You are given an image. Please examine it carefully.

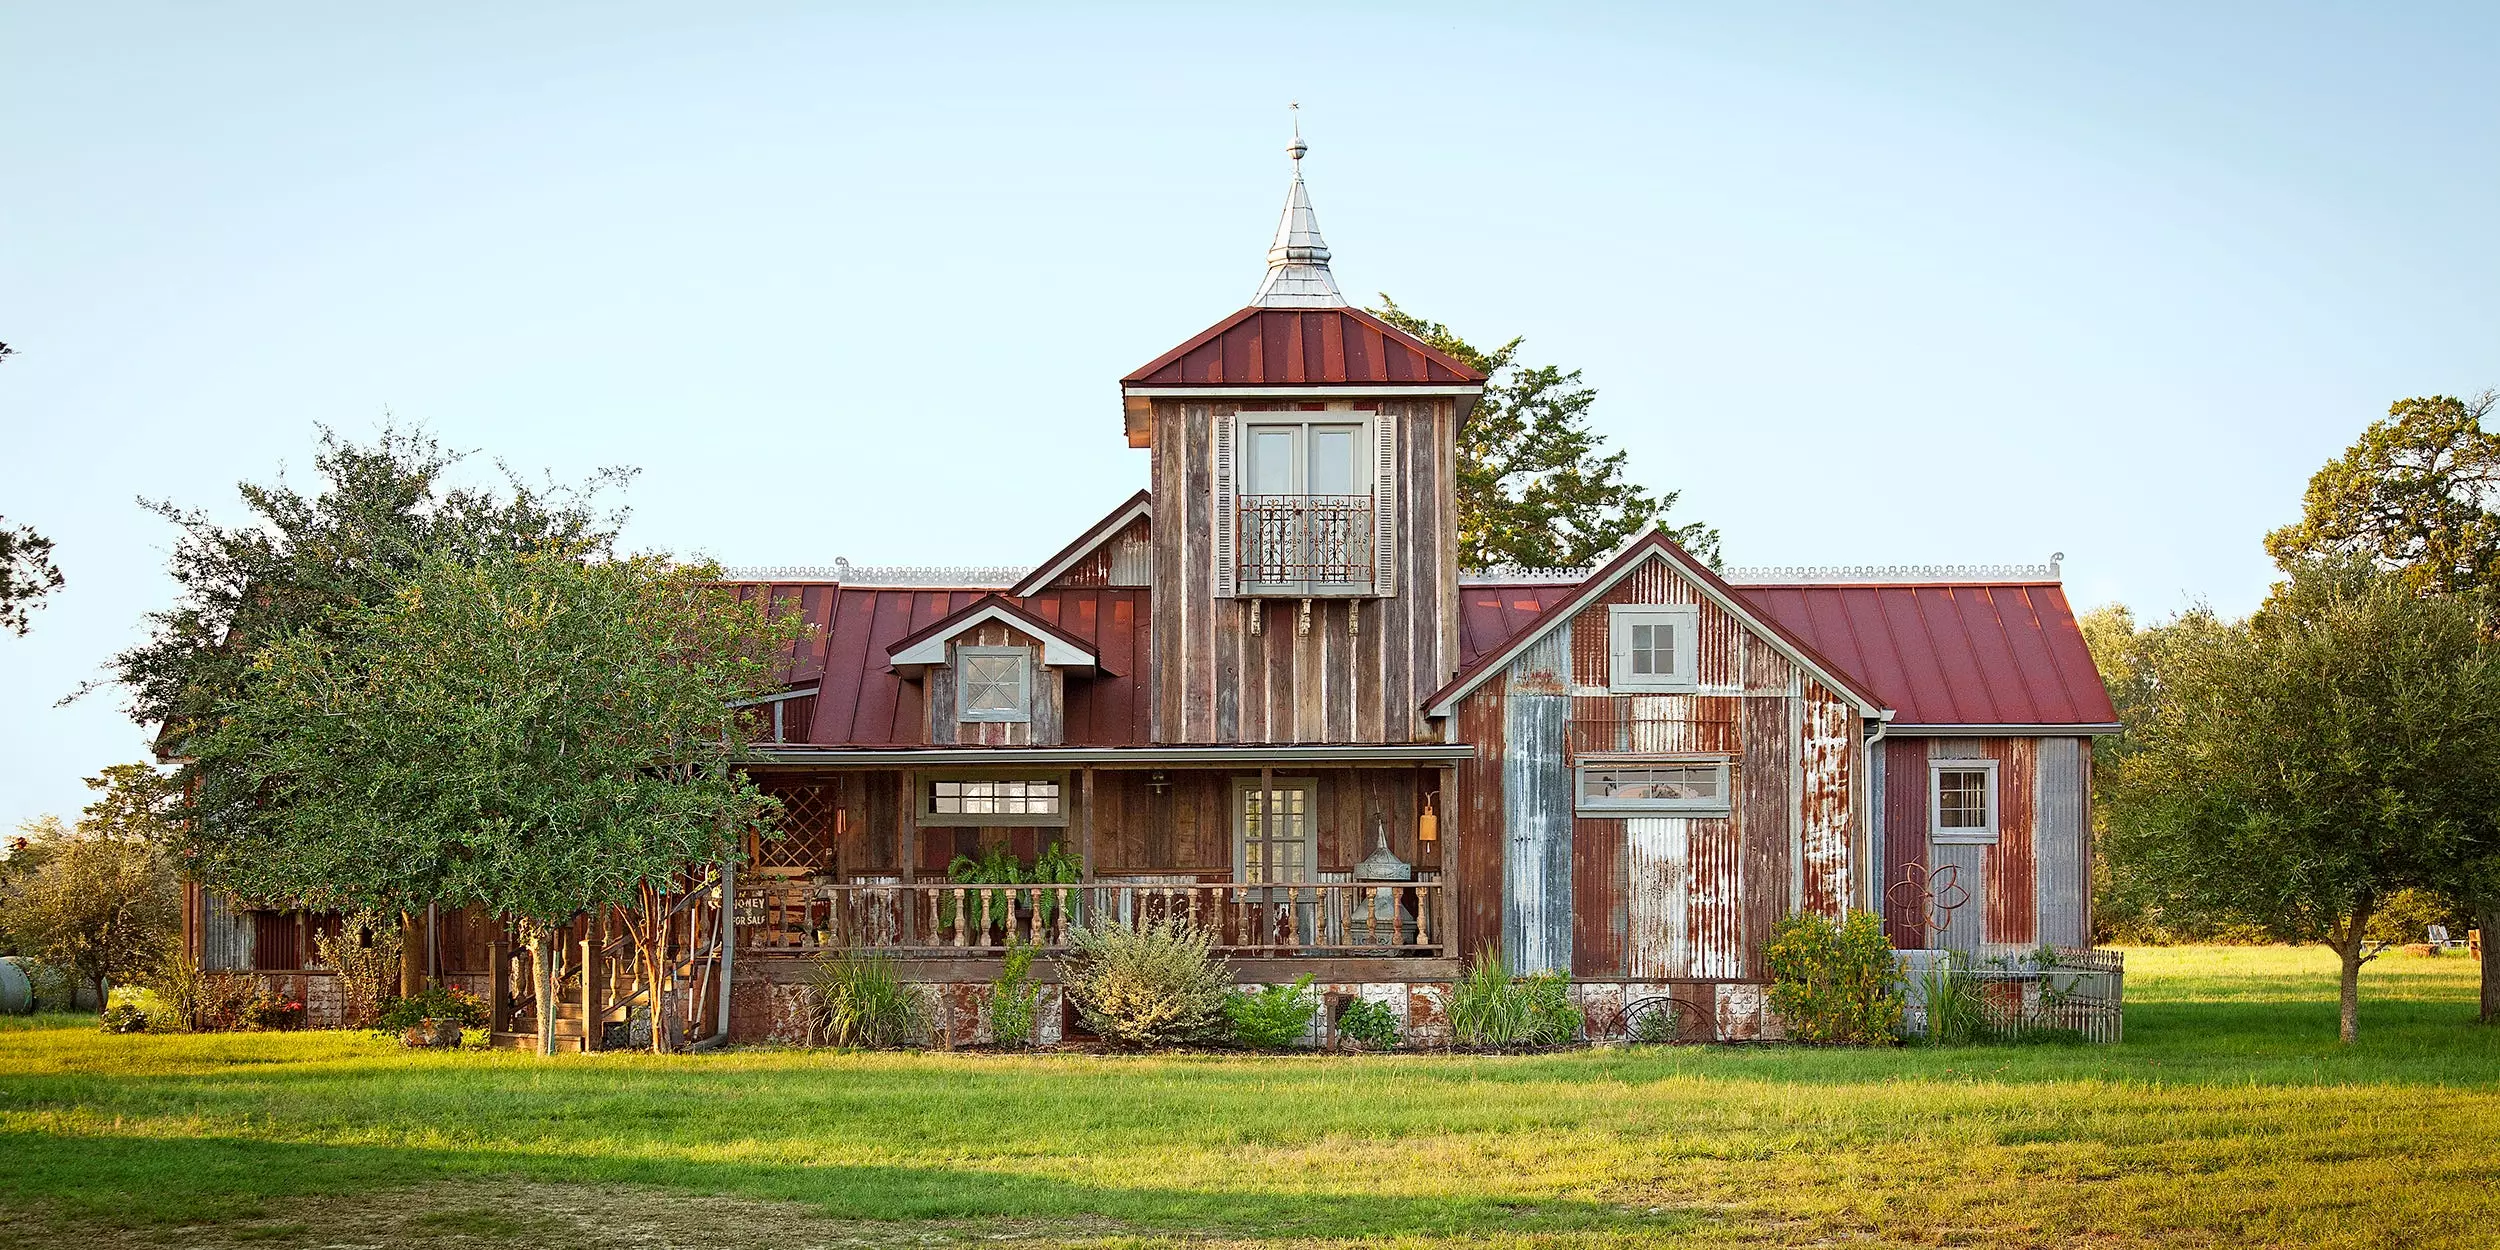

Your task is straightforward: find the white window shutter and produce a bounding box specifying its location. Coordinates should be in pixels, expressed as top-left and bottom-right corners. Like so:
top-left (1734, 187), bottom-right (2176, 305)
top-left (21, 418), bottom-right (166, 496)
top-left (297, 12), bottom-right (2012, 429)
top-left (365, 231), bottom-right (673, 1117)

top-left (1213, 410), bottom-right (1236, 599)
top-left (1608, 613), bottom-right (1630, 688)
top-left (1372, 412), bottom-right (1398, 597)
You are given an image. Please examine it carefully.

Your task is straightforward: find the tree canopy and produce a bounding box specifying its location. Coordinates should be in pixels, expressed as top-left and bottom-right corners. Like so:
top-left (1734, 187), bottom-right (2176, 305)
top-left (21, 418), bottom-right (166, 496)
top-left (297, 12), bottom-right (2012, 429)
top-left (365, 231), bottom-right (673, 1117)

top-left (2264, 391), bottom-right (2500, 599)
top-left (2103, 560), bottom-right (2500, 1041)
top-left (1371, 297), bottom-right (1718, 569)
top-left (189, 544), bottom-right (803, 1051)
top-left (0, 516), bottom-right (64, 638)
top-left (1, 768), bottom-right (183, 1009)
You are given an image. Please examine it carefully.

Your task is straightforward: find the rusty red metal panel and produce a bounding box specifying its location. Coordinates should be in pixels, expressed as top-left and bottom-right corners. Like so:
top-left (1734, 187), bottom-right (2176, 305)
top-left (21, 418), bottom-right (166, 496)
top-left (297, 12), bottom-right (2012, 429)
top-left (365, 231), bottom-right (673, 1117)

top-left (1571, 817), bottom-right (1627, 978)
top-left (1882, 736), bottom-right (1931, 948)
top-left (1454, 683), bottom-right (1507, 961)
top-left (1738, 583), bottom-right (2116, 728)
top-left (1458, 584), bottom-right (1574, 669)
top-left (1738, 695), bottom-right (1788, 980)
top-left (1567, 694), bottom-right (1740, 757)
top-left (1686, 815), bottom-right (1744, 979)
top-left (1981, 736), bottom-right (2039, 945)
top-left (1123, 306), bottom-right (1484, 388)
top-left (1799, 680), bottom-right (1855, 920)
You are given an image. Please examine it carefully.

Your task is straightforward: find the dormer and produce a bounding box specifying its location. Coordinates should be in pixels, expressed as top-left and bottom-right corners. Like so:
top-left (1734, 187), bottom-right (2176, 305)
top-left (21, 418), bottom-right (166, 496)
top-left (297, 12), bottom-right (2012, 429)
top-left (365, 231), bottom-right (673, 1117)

top-left (885, 594), bottom-right (1107, 746)
top-left (1120, 128), bottom-right (1486, 745)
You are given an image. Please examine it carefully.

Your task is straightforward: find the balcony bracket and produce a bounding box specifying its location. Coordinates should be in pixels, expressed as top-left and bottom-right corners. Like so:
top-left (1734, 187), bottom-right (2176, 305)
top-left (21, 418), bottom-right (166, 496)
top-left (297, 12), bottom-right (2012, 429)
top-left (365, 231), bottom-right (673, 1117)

top-left (1348, 597), bottom-right (1360, 639)
top-left (1298, 598), bottom-right (1313, 638)
top-left (1247, 600), bottom-right (1262, 636)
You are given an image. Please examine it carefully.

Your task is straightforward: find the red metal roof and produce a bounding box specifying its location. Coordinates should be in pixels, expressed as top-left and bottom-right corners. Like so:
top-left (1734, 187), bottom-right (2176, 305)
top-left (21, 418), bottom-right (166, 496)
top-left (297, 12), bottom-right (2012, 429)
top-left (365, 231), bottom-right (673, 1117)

top-left (1122, 306), bottom-right (1485, 388)
top-left (728, 583), bottom-right (1151, 747)
top-left (1738, 582), bottom-right (2116, 728)
top-left (1456, 575), bottom-right (2118, 729)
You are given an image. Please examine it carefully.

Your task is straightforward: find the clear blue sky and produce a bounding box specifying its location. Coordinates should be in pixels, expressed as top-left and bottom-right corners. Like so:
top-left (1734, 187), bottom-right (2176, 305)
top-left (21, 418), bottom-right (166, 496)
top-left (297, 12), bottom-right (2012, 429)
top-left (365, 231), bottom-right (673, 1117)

top-left (4, 3), bottom-right (2496, 832)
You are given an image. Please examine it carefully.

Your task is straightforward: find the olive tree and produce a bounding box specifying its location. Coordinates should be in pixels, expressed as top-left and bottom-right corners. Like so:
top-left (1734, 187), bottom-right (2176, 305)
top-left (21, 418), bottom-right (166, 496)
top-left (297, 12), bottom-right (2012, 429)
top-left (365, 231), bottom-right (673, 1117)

top-left (190, 544), bottom-right (803, 1054)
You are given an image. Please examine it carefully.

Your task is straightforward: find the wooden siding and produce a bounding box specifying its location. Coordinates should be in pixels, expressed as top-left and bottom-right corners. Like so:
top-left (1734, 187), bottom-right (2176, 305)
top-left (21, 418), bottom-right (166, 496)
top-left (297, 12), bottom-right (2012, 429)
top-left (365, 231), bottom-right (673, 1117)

top-left (1453, 675), bottom-right (1507, 960)
top-left (1149, 397), bottom-right (1460, 744)
top-left (1045, 515), bottom-right (1153, 589)
top-left (923, 622), bottom-right (1064, 747)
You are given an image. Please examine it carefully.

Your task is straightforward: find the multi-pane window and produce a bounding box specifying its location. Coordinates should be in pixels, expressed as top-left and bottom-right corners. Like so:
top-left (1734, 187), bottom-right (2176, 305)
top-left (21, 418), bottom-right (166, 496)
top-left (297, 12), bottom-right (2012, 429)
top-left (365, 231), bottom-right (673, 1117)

top-left (1574, 759), bottom-right (1732, 814)
top-left (923, 776), bottom-right (1066, 826)
top-left (1607, 604), bottom-right (1699, 693)
top-left (958, 646), bottom-right (1029, 722)
top-left (1237, 416), bottom-right (1375, 592)
top-left (1236, 782), bottom-right (1314, 885)
top-left (1929, 760), bottom-right (1999, 842)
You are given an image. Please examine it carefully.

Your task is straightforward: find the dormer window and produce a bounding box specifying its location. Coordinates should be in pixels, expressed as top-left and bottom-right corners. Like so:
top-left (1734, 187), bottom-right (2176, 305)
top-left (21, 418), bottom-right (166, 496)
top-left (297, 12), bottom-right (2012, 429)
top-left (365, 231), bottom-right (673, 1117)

top-left (958, 647), bottom-right (1030, 722)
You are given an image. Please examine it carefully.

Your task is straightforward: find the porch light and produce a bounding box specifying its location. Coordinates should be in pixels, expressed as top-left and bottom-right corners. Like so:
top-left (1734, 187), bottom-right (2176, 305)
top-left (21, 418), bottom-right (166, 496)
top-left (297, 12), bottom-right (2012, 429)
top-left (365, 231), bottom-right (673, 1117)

top-left (1148, 770), bottom-right (1169, 796)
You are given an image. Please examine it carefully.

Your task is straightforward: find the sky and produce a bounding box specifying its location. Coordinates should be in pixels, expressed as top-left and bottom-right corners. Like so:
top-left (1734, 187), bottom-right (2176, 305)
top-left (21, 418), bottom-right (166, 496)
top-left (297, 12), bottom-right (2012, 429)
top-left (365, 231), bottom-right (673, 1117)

top-left (4, 3), bottom-right (2496, 832)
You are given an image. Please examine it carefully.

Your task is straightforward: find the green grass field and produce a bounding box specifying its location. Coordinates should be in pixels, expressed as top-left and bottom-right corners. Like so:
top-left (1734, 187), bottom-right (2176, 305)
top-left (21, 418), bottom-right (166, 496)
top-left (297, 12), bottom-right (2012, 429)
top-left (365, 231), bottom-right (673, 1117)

top-left (3, 946), bottom-right (2496, 1249)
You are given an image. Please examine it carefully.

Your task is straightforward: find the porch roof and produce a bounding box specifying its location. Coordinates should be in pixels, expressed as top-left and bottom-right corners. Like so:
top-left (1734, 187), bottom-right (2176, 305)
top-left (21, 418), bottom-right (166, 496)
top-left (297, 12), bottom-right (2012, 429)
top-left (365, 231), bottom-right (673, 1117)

top-left (750, 743), bottom-right (1475, 767)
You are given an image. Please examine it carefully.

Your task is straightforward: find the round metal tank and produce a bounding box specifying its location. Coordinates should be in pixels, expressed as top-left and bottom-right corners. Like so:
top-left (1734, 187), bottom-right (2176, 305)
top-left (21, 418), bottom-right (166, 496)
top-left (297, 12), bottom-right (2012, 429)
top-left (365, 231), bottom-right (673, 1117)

top-left (0, 957), bottom-right (34, 1015)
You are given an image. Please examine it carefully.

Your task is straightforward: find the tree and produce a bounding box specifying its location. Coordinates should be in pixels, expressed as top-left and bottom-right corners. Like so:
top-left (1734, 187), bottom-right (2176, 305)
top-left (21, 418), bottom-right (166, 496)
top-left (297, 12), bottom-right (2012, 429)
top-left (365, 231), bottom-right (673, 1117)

top-left (1371, 297), bottom-right (1719, 569)
top-left (82, 424), bottom-right (630, 759)
top-left (2, 810), bottom-right (181, 1010)
top-left (190, 544), bottom-right (801, 1054)
top-left (2264, 390), bottom-right (2500, 1023)
top-left (0, 515), bottom-right (64, 637)
top-left (2104, 561), bottom-right (2500, 1042)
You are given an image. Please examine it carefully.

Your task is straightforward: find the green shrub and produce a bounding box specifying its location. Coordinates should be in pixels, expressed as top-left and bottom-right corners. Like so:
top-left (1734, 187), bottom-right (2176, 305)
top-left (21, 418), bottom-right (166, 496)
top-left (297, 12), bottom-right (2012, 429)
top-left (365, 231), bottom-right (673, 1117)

top-left (989, 939), bottom-right (1044, 1049)
top-left (147, 953), bottom-right (208, 1032)
top-left (1226, 975), bottom-right (1318, 1049)
top-left (374, 984), bottom-right (490, 1034)
top-left (1442, 952), bottom-right (1583, 1049)
top-left (805, 953), bottom-right (929, 1048)
top-left (99, 1002), bottom-right (150, 1033)
top-left (104, 986), bottom-right (182, 1033)
top-left (2367, 887), bottom-right (2468, 947)
top-left (1058, 920), bottom-right (1229, 1048)
top-left (1624, 997), bottom-right (1688, 1045)
top-left (1766, 910), bottom-right (1904, 1044)
top-left (1334, 997), bottom-right (1400, 1050)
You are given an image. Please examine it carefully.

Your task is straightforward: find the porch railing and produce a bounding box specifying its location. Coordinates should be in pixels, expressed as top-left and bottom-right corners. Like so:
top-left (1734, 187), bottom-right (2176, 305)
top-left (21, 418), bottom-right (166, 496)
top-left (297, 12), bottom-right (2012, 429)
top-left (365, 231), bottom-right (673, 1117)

top-left (1238, 494), bottom-right (1374, 592)
top-left (736, 879), bottom-right (1447, 958)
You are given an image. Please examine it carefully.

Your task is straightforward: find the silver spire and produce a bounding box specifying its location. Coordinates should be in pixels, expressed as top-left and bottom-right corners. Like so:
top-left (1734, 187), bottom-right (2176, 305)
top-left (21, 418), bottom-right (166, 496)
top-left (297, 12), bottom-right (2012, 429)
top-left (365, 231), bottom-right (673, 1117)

top-left (1250, 109), bottom-right (1347, 308)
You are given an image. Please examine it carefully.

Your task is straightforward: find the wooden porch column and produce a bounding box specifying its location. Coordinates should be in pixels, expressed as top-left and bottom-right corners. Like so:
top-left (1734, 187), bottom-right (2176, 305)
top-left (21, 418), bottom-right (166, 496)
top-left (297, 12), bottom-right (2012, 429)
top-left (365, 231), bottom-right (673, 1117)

top-left (1437, 764), bottom-right (1459, 959)
top-left (1079, 767), bottom-right (1097, 882)
top-left (899, 769), bottom-right (918, 947)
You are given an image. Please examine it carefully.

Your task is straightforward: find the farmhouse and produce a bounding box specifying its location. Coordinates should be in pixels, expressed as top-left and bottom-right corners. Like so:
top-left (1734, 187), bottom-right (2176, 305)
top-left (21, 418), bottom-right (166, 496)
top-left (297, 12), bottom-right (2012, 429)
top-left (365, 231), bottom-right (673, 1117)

top-left (183, 135), bottom-right (2118, 1047)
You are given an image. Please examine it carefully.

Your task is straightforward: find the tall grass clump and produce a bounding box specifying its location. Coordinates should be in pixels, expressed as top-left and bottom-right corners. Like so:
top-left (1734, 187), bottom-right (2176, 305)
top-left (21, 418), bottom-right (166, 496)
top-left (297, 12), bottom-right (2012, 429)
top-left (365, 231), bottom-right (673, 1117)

top-left (1765, 910), bottom-right (1904, 1043)
top-left (988, 939), bottom-right (1044, 1049)
top-left (1059, 920), bottom-right (1229, 1048)
top-left (1442, 951), bottom-right (1582, 1049)
top-left (1913, 951), bottom-right (1991, 1045)
top-left (805, 952), bottom-right (928, 1048)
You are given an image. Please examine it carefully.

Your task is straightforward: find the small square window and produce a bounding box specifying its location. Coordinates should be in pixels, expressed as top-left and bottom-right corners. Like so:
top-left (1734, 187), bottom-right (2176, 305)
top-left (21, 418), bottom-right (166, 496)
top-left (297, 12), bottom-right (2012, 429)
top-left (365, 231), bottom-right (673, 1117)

top-left (1929, 760), bottom-right (1999, 843)
top-left (1607, 604), bottom-right (1698, 693)
top-left (958, 646), bottom-right (1029, 722)
top-left (1574, 758), bottom-right (1732, 815)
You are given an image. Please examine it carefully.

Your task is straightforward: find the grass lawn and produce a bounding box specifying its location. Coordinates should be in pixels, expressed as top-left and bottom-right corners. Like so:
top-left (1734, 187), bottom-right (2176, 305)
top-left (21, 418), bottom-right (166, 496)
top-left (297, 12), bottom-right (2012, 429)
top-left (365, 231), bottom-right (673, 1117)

top-left (2, 945), bottom-right (2496, 1248)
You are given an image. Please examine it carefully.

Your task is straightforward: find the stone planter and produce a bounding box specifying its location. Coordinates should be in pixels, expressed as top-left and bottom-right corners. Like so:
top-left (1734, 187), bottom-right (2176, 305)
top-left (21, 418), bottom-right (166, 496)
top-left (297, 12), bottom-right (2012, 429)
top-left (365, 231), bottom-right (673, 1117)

top-left (402, 1016), bottom-right (462, 1049)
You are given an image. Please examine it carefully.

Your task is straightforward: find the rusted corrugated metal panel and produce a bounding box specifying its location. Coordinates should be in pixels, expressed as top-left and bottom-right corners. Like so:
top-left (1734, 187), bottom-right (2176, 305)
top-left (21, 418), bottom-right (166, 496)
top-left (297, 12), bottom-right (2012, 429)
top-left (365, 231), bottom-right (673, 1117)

top-left (1738, 694), bottom-right (1791, 977)
top-left (1798, 679), bottom-right (1856, 920)
top-left (1572, 817), bottom-right (1628, 977)
top-left (1503, 634), bottom-right (1574, 974)
top-left (1687, 816), bottom-right (1745, 978)
top-left (1625, 816), bottom-right (1687, 979)
top-left (2034, 736), bottom-right (2089, 948)
top-left (1882, 736), bottom-right (1931, 948)
top-left (1453, 682), bottom-right (1508, 960)
top-left (1566, 693), bottom-right (1740, 756)
top-left (1931, 737), bottom-right (2036, 946)
top-left (1041, 515), bottom-right (1154, 589)
top-left (200, 892), bottom-right (253, 972)
top-left (1122, 305), bottom-right (1485, 388)
top-left (1739, 582), bottom-right (2116, 728)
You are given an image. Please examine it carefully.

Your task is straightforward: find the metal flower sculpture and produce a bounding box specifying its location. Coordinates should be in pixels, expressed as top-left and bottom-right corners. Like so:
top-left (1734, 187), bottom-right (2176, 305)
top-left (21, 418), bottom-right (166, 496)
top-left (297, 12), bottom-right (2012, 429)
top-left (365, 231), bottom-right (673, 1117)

top-left (1887, 863), bottom-right (1972, 934)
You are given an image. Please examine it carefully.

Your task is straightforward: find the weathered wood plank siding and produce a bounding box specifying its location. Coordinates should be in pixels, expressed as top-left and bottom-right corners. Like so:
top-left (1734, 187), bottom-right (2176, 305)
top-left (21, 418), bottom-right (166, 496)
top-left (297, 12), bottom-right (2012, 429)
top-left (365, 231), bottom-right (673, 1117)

top-left (1453, 681), bottom-right (1508, 960)
top-left (922, 623), bottom-right (1062, 748)
top-left (1147, 397), bottom-right (1459, 744)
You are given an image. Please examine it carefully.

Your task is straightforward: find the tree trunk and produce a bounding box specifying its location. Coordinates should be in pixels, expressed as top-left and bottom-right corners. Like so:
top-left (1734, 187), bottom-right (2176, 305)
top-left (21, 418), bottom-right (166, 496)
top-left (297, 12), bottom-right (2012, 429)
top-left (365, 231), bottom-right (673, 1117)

top-left (2478, 894), bottom-right (2499, 1025)
top-left (93, 973), bottom-right (109, 1015)
top-left (529, 934), bottom-right (559, 1057)
top-left (2328, 897), bottom-right (2377, 1045)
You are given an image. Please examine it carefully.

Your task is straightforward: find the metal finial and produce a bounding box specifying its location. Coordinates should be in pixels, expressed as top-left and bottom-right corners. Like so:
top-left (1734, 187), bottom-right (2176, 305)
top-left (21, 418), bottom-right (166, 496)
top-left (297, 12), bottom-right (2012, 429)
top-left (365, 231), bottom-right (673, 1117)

top-left (1288, 101), bottom-right (1305, 162)
top-left (1251, 102), bottom-right (1343, 308)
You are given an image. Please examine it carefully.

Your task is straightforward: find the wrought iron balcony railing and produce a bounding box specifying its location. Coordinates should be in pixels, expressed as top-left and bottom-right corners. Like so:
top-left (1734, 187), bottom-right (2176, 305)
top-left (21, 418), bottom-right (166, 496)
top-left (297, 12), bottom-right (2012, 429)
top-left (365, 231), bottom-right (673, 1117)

top-left (1238, 494), bottom-right (1374, 593)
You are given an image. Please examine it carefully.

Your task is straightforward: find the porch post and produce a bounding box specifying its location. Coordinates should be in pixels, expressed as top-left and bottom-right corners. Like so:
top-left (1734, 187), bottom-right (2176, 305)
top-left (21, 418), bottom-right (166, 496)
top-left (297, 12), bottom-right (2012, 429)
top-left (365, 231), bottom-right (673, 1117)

top-left (1079, 767), bottom-right (1097, 882)
top-left (1437, 764), bottom-right (1459, 959)
top-left (899, 769), bottom-right (918, 947)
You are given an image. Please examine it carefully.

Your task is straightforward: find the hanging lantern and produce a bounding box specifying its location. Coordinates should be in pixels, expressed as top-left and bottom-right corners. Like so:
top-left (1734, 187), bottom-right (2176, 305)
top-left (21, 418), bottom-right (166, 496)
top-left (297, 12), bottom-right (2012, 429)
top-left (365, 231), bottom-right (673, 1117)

top-left (1418, 792), bottom-right (1439, 845)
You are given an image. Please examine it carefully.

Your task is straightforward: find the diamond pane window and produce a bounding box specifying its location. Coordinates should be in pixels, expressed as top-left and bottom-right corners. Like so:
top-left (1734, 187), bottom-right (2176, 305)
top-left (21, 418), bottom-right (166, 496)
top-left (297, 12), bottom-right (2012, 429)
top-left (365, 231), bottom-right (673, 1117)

top-left (958, 647), bottom-right (1029, 722)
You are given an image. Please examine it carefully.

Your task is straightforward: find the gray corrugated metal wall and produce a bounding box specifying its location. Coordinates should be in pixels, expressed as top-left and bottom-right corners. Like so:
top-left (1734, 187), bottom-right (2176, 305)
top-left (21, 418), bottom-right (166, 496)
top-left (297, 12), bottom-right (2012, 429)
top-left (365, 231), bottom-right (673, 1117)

top-left (200, 892), bottom-right (254, 971)
top-left (1502, 627), bottom-right (1573, 973)
top-left (1928, 841), bottom-right (1989, 955)
top-left (2034, 737), bottom-right (2089, 948)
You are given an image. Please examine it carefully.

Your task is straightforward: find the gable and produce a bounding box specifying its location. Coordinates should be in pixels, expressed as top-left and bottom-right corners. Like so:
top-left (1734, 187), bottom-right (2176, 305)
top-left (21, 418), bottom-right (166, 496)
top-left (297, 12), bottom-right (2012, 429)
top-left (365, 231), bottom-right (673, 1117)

top-left (1010, 492), bottom-right (1152, 595)
top-left (886, 595), bottom-right (1101, 670)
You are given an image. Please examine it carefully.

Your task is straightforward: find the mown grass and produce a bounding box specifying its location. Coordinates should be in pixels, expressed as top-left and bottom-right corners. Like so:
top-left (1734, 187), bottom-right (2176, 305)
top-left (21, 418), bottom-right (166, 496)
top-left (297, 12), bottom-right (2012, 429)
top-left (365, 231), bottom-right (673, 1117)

top-left (1, 945), bottom-right (2495, 1248)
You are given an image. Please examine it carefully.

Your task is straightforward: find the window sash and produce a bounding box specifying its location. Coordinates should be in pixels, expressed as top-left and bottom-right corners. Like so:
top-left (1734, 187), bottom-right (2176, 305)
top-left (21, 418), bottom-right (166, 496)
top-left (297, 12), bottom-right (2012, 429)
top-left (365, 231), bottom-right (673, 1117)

top-left (1607, 604), bottom-right (1698, 693)
top-left (957, 646), bottom-right (1030, 722)
top-left (1574, 758), bottom-right (1732, 814)
top-left (1928, 760), bottom-right (1999, 842)
top-left (920, 772), bottom-right (1070, 826)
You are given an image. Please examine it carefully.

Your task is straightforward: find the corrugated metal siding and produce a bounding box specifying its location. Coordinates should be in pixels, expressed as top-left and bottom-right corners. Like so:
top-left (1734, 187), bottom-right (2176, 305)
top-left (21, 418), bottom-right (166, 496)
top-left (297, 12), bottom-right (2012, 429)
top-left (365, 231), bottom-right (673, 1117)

top-left (200, 892), bottom-right (253, 972)
top-left (1502, 630), bottom-right (1573, 973)
top-left (1687, 816), bottom-right (1745, 978)
top-left (1738, 694), bottom-right (1791, 975)
top-left (1929, 841), bottom-right (1989, 955)
top-left (1624, 816), bottom-right (1686, 979)
top-left (1930, 737), bottom-right (2037, 947)
top-left (1882, 736), bottom-right (1931, 948)
top-left (1453, 682), bottom-right (1508, 960)
top-left (1047, 516), bottom-right (1154, 589)
top-left (1798, 680), bottom-right (1855, 919)
top-left (2034, 736), bottom-right (2089, 948)
top-left (1572, 817), bottom-right (1628, 977)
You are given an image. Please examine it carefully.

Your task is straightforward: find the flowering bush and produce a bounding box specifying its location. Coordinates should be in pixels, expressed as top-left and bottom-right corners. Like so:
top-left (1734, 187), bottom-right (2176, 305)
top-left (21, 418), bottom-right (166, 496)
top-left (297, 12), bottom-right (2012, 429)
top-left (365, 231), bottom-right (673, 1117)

top-left (1765, 910), bottom-right (1903, 1044)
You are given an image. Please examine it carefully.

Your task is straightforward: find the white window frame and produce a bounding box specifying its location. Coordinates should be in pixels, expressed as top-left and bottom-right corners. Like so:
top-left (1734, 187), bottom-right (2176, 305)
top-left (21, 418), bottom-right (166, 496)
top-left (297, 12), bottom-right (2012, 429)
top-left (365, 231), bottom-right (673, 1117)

top-left (920, 771), bottom-right (1069, 827)
top-left (1573, 755), bottom-right (1733, 816)
top-left (1230, 776), bottom-right (1319, 887)
top-left (1230, 409), bottom-right (1385, 598)
top-left (1606, 604), bottom-right (1700, 694)
top-left (1928, 759), bottom-right (1999, 843)
top-left (956, 645), bottom-right (1030, 723)
top-left (1236, 413), bottom-right (1372, 497)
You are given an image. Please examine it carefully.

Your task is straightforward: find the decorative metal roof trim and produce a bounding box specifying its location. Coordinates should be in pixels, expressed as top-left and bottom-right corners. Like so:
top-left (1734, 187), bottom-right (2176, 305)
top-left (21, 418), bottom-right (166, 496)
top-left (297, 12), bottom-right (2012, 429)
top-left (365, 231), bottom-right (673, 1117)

top-left (1721, 555), bottom-right (2065, 585)
top-left (722, 558), bottom-right (1031, 587)
top-left (1460, 566), bottom-right (1593, 585)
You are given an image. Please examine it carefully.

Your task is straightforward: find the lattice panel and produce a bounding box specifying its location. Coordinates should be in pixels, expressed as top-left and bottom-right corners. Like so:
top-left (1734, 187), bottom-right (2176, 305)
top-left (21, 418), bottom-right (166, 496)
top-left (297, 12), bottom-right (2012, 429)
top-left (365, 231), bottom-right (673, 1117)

top-left (754, 782), bottom-right (840, 871)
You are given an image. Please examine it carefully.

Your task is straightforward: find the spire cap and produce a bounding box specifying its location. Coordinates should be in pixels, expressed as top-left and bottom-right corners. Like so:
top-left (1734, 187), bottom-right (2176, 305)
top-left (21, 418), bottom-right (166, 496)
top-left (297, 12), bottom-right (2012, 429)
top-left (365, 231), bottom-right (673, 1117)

top-left (1252, 107), bottom-right (1346, 308)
